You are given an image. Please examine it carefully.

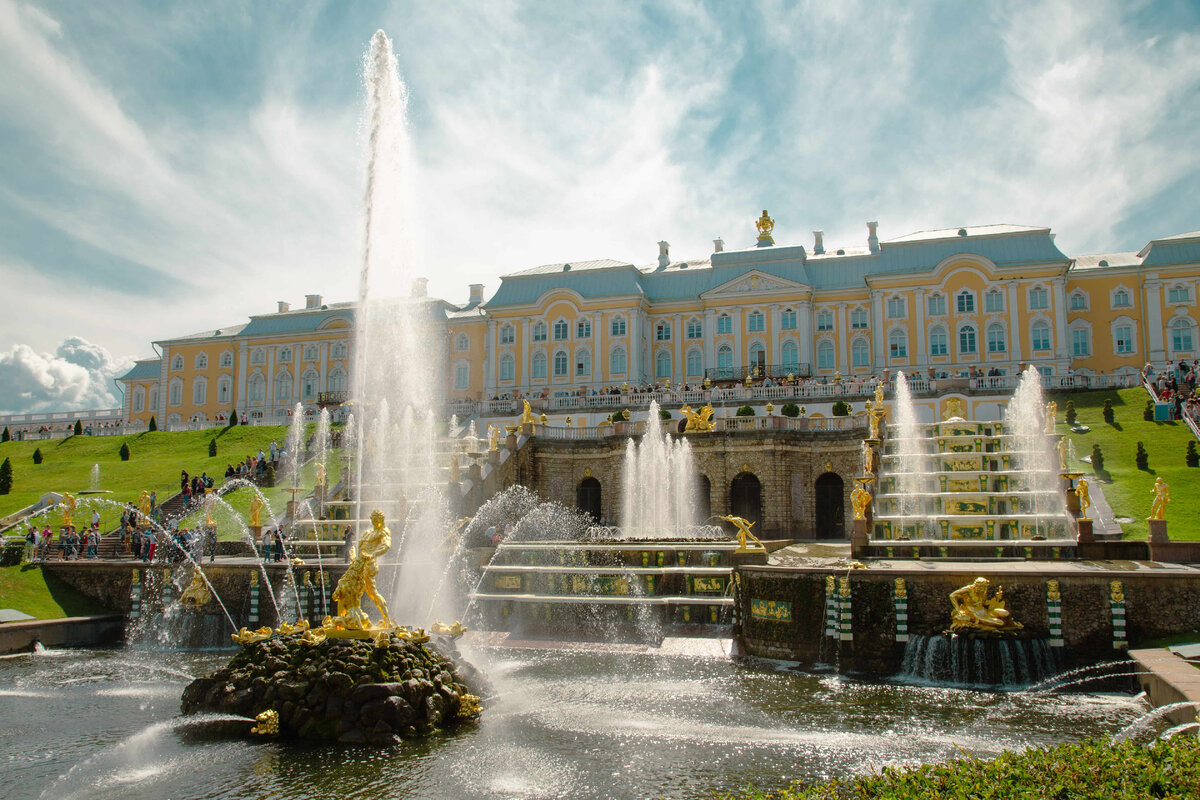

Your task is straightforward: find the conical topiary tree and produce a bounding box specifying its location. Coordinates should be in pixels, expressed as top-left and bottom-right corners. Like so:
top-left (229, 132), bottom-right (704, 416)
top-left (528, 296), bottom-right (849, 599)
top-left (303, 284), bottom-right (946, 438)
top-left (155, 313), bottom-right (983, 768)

top-left (0, 457), bottom-right (12, 495)
top-left (1065, 400), bottom-right (1077, 425)
top-left (148, 416), bottom-right (157, 432)
top-left (1090, 444), bottom-right (1104, 473)
top-left (1135, 441), bottom-right (1149, 470)
top-left (228, 409), bottom-right (238, 428)
top-left (1103, 398), bottom-right (1114, 424)
top-left (119, 442), bottom-right (131, 462)
top-left (209, 438), bottom-right (217, 457)
top-left (73, 419), bottom-right (83, 436)
top-left (1187, 441), bottom-right (1199, 468)
top-left (32, 448), bottom-right (42, 465)
top-left (1, 426), bottom-right (9, 442)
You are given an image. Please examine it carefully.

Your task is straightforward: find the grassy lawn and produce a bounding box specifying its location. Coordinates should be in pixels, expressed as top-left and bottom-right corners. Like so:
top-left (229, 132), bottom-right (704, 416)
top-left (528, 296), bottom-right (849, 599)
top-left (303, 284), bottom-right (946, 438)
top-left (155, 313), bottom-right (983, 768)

top-left (1050, 387), bottom-right (1200, 540)
top-left (0, 426), bottom-right (297, 528)
top-left (0, 564), bottom-right (112, 619)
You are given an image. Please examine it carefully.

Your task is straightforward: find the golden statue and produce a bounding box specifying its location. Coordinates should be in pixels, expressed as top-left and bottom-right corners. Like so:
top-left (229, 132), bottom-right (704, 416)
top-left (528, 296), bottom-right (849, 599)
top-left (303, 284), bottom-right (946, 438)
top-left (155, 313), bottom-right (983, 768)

top-left (204, 491), bottom-right (216, 526)
top-left (718, 515), bottom-right (766, 553)
top-left (1045, 401), bottom-right (1057, 433)
top-left (328, 509), bottom-right (392, 631)
top-left (521, 400), bottom-right (536, 425)
top-left (894, 578), bottom-right (907, 599)
top-left (866, 400), bottom-right (886, 440)
top-left (943, 397), bottom-right (964, 421)
top-left (488, 425), bottom-right (500, 451)
top-left (137, 490), bottom-right (152, 519)
top-left (1056, 438), bottom-right (1067, 469)
top-left (60, 492), bottom-right (77, 528)
top-left (431, 620), bottom-right (467, 638)
top-left (315, 461), bottom-right (326, 488)
top-left (249, 494), bottom-right (264, 528)
top-left (874, 382), bottom-right (885, 408)
top-left (250, 709), bottom-right (279, 736)
top-left (1110, 580), bottom-right (1125, 603)
top-left (850, 483), bottom-right (873, 521)
top-left (231, 626), bottom-right (275, 645)
top-left (1076, 478), bottom-right (1091, 519)
top-left (949, 577), bottom-right (1023, 633)
top-left (862, 440), bottom-right (874, 474)
top-left (680, 403), bottom-right (716, 433)
top-left (1149, 477), bottom-right (1169, 520)
top-left (180, 570), bottom-right (212, 608)
top-left (1047, 580), bottom-right (1061, 602)
top-left (755, 209), bottom-right (775, 244)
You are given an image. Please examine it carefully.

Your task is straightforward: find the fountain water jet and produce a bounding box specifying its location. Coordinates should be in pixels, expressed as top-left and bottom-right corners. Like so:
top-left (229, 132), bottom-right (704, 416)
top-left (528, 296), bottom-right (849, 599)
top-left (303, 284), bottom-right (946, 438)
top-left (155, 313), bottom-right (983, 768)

top-left (619, 401), bottom-right (699, 538)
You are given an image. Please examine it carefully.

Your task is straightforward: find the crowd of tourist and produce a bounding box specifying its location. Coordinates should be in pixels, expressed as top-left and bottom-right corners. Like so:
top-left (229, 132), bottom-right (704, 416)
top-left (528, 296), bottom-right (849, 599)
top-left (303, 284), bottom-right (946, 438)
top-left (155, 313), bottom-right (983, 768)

top-left (1144, 359), bottom-right (1200, 422)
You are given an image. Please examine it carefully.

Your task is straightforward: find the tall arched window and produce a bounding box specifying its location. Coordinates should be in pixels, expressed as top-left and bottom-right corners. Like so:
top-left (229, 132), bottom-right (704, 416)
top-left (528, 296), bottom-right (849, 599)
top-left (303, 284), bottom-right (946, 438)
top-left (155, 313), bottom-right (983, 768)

top-left (929, 326), bottom-right (948, 356)
top-left (817, 340), bottom-right (835, 370)
top-left (959, 325), bottom-right (977, 354)
top-left (781, 341), bottom-right (799, 370)
top-left (748, 342), bottom-right (766, 373)
top-left (275, 371), bottom-right (293, 404)
top-left (301, 369), bottom-right (319, 400)
top-left (533, 321), bottom-right (548, 342)
top-left (249, 375), bottom-right (265, 403)
top-left (532, 352), bottom-right (548, 379)
top-left (217, 376), bottom-right (232, 404)
top-left (888, 329), bottom-right (907, 358)
top-left (655, 350), bottom-right (671, 378)
top-left (553, 350), bottom-right (568, 376)
top-left (610, 347), bottom-right (626, 376)
top-left (132, 386), bottom-right (145, 413)
top-left (327, 368), bottom-right (347, 393)
top-left (1172, 318), bottom-right (1195, 352)
top-left (575, 348), bottom-right (591, 377)
top-left (717, 345), bottom-right (733, 373)
top-left (454, 361), bottom-right (469, 390)
top-left (192, 377), bottom-right (207, 405)
top-left (1031, 321), bottom-right (1051, 351)
top-left (169, 378), bottom-right (183, 406)
top-left (500, 354), bottom-right (515, 381)
top-left (852, 338), bottom-right (870, 367)
top-left (686, 348), bottom-right (702, 376)
top-left (987, 324), bottom-right (1006, 353)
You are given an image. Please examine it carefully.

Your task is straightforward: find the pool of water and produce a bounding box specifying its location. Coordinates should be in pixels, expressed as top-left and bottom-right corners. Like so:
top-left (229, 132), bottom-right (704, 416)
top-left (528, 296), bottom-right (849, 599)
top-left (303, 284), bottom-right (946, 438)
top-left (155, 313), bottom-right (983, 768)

top-left (4, 643), bottom-right (1147, 800)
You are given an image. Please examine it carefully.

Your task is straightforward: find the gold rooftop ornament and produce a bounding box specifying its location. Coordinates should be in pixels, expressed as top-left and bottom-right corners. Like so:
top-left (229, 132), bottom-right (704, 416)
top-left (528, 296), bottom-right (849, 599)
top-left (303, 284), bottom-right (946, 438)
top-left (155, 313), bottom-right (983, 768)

top-left (1149, 477), bottom-right (1169, 520)
top-left (326, 509), bottom-right (392, 633)
top-left (248, 494), bottom-right (264, 528)
top-left (60, 492), bottom-right (77, 528)
top-left (949, 577), bottom-right (1023, 633)
top-left (718, 514), bottom-right (767, 553)
top-left (755, 209), bottom-right (775, 245)
top-left (680, 403), bottom-right (715, 432)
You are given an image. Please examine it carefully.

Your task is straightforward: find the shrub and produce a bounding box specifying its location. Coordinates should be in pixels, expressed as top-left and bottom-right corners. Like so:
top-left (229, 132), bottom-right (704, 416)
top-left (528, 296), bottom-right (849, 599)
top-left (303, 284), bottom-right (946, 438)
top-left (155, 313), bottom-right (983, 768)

top-left (832, 400), bottom-right (851, 417)
top-left (1187, 441), bottom-right (1199, 468)
top-left (658, 407), bottom-right (672, 420)
top-left (736, 405), bottom-right (755, 417)
top-left (209, 438), bottom-right (218, 457)
top-left (781, 403), bottom-right (800, 418)
top-left (1144, 399), bottom-right (1154, 421)
top-left (1135, 441), bottom-right (1148, 470)
top-left (73, 419), bottom-right (83, 436)
top-left (149, 416), bottom-right (158, 432)
top-left (1, 426), bottom-right (8, 442)
top-left (264, 464), bottom-right (276, 488)
top-left (228, 409), bottom-right (238, 428)
top-left (1065, 400), bottom-right (1076, 425)
top-left (32, 448), bottom-right (43, 465)
top-left (1102, 398), bottom-right (1114, 423)
top-left (0, 457), bottom-right (11, 495)
top-left (119, 442), bottom-right (131, 462)
top-left (1090, 444), bottom-right (1104, 473)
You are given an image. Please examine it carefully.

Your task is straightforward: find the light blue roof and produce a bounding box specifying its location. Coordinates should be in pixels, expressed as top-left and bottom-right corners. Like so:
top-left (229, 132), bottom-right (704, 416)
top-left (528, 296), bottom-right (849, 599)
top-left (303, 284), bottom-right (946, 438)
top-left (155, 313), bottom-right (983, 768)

top-left (484, 227), bottom-right (1070, 307)
top-left (1139, 232), bottom-right (1200, 268)
top-left (119, 360), bottom-right (161, 382)
top-left (239, 304), bottom-right (357, 336)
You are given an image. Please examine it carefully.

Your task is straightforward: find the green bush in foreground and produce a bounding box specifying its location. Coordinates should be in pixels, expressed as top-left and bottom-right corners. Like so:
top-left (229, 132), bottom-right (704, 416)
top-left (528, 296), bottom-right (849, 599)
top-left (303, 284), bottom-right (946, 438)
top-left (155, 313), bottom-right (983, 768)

top-left (717, 736), bottom-right (1200, 800)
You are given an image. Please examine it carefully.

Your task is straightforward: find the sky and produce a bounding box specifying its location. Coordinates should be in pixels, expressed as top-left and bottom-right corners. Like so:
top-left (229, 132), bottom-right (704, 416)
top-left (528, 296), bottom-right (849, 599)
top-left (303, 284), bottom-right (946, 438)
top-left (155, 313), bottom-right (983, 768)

top-left (0, 0), bottom-right (1198, 414)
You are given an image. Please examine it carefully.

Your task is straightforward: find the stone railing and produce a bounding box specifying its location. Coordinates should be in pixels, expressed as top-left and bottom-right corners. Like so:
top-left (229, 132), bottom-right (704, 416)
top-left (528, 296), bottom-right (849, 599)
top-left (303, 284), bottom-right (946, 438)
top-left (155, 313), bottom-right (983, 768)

top-left (969, 373), bottom-right (1140, 392)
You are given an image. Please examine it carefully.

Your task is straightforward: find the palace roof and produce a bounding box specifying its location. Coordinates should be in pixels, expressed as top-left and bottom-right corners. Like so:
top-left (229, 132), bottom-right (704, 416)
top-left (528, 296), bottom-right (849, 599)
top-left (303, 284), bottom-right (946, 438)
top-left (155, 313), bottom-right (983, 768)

top-left (118, 359), bottom-right (161, 382)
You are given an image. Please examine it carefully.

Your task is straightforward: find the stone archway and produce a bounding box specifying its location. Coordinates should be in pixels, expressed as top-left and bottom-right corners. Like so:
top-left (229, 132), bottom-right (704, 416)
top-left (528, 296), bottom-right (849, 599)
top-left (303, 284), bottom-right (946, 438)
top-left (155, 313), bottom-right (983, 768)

top-left (576, 477), bottom-right (602, 523)
top-left (697, 474), bottom-right (712, 522)
top-left (730, 472), bottom-right (762, 529)
top-left (815, 472), bottom-right (845, 539)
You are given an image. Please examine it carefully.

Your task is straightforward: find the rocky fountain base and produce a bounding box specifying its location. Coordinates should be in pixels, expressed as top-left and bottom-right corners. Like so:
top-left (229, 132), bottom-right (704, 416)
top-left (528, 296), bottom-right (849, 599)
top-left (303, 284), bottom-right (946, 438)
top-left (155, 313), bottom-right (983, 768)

top-left (181, 627), bottom-right (484, 745)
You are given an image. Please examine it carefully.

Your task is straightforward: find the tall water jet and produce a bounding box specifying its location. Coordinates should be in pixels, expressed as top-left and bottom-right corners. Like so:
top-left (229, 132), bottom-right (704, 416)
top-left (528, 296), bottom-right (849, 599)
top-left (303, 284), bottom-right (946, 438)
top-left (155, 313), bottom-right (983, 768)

top-left (89, 464), bottom-right (100, 491)
top-left (620, 401), bottom-right (699, 538)
top-left (352, 30), bottom-right (449, 623)
top-left (892, 372), bottom-right (936, 538)
top-left (1006, 368), bottom-right (1068, 537)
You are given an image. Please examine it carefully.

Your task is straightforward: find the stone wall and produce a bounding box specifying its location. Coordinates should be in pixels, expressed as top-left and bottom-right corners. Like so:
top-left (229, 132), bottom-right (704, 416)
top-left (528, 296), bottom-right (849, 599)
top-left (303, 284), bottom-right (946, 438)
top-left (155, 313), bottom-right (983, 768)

top-left (738, 565), bottom-right (1200, 675)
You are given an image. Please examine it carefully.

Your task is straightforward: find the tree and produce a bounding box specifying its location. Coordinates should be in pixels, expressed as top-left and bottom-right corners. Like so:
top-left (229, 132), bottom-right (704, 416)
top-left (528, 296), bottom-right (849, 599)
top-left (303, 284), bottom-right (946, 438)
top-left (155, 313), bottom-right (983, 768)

top-left (32, 448), bottom-right (43, 465)
top-left (1065, 400), bottom-right (1077, 425)
top-left (264, 464), bottom-right (276, 488)
top-left (736, 405), bottom-right (755, 416)
top-left (1186, 441), bottom-right (1198, 468)
top-left (1090, 444), bottom-right (1104, 473)
top-left (1135, 441), bottom-right (1149, 470)
top-left (119, 442), bottom-right (131, 462)
top-left (1103, 398), bottom-right (1114, 424)
top-left (1144, 400), bottom-right (1155, 421)
top-left (73, 419), bottom-right (83, 436)
top-left (832, 400), bottom-right (852, 417)
top-left (1, 426), bottom-right (9, 442)
top-left (228, 409), bottom-right (238, 428)
top-left (659, 407), bottom-right (672, 420)
top-left (148, 416), bottom-right (158, 432)
top-left (209, 438), bottom-right (218, 457)
top-left (781, 403), bottom-right (800, 418)
top-left (0, 457), bottom-right (11, 495)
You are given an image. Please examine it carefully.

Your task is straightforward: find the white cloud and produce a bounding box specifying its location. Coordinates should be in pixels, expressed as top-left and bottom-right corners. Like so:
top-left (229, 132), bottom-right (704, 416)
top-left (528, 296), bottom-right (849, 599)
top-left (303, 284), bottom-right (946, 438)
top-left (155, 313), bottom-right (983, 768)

top-left (0, 336), bottom-right (133, 414)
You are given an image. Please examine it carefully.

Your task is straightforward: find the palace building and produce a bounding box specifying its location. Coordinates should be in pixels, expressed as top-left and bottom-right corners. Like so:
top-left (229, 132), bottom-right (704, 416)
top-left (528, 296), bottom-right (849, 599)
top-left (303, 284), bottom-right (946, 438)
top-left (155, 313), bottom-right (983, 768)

top-left (118, 215), bottom-right (1200, 427)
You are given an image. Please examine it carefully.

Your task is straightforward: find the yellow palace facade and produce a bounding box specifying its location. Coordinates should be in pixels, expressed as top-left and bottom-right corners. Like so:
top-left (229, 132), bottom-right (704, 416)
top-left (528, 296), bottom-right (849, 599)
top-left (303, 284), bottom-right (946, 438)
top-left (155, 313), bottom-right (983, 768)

top-left (119, 215), bottom-right (1200, 425)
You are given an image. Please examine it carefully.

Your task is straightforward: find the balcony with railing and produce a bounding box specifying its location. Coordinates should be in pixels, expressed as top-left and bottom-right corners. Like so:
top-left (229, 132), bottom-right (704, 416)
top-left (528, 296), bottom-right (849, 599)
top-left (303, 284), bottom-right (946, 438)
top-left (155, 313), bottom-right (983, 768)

top-left (317, 391), bottom-right (349, 406)
top-left (704, 363), bottom-right (812, 381)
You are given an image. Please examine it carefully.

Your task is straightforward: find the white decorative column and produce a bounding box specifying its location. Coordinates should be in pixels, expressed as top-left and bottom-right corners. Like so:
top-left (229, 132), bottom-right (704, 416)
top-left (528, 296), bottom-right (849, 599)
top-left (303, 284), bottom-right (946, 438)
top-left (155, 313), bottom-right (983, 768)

top-left (798, 299), bottom-right (813, 372)
top-left (871, 290), bottom-right (886, 367)
top-left (318, 342), bottom-right (327, 393)
top-left (630, 311), bottom-right (642, 383)
top-left (914, 289), bottom-right (927, 367)
top-left (265, 349), bottom-right (275, 416)
top-left (733, 309), bottom-right (743, 370)
top-left (674, 313), bottom-right (684, 380)
top-left (236, 343), bottom-right (248, 410)
top-left (1006, 283), bottom-right (1022, 363)
top-left (593, 312), bottom-right (603, 384)
top-left (836, 303), bottom-right (849, 372)
top-left (484, 319), bottom-right (497, 394)
top-left (1051, 277), bottom-right (1069, 364)
top-left (1145, 278), bottom-right (1166, 361)
top-left (703, 309), bottom-right (716, 374)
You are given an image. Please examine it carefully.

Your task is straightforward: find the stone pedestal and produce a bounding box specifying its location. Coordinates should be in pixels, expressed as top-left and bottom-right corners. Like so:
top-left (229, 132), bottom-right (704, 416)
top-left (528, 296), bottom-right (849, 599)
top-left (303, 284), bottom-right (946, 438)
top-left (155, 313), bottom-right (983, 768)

top-left (521, 422), bottom-right (534, 437)
top-left (850, 518), bottom-right (870, 559)
top-left (1076, 518), bottom-right (1094, 544)
top-left (505, 433), bottom-right (517, 450)
top-left (1148, 518), bottom-right (1169, 544)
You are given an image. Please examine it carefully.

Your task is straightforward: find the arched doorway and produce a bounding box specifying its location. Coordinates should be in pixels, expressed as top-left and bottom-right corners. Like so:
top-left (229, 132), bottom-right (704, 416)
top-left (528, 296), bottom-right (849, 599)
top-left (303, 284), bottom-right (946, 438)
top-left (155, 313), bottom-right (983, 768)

top-left (815, 472), bottom-right (845, 538)
top-left (577, 477), bottom-right (602, 523)
top-left (697, 475), bottom-right (712, 522)
top-left (730, 473), bottom-right (762, 529)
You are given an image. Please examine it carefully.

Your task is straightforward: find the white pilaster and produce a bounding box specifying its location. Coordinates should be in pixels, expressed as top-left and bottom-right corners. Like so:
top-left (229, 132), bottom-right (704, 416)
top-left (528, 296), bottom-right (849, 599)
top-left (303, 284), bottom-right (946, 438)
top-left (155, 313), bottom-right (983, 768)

top-left (1145, 278), bottom-right (1166, 361)
top-left (914, 289), bottom-right (927, 368)
top-left (1052, 277), bottom-right (1069, 364)
top-left (798, 300), bottom-right (813, 373)
top-left (703, 308), bottom-right (716, 375)
top-left (871, 290), bottom-right (886, 367)
top-left (836, 303), bottom-right (848, 372)
top-left (1006, 283), bottom-right (1022, 363)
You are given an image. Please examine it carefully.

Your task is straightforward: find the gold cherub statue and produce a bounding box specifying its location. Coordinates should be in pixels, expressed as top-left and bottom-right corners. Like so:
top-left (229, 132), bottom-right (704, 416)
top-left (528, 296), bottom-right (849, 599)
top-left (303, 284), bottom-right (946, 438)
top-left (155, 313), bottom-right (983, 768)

top-left (850, 483), bottom-right (873, 521)
top-left (60, 492), bottom-right (77, 528)
top-left (718, 515), bottom-right (767, 553)
top-left (248, 494), bottom-right (264, 528)
top-left (680, 403), bottom-right (715, 433)
top-left (328, 509), bottom-right (392, 630)
top-left (1076, 477), bottom-right (1091, 520)
top-left (1149, 477), bottom-right (1169, 520)
top-left (949, 577), bottom-right (1023, 633)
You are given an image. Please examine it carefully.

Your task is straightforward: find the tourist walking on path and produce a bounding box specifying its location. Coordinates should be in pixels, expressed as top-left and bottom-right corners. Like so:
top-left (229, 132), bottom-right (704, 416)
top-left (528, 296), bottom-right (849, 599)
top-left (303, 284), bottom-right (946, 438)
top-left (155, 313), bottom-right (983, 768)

top-left (143, 530), bottom-right (157, 562)
top-left (205, 526), bottom-right (217, 563)
top-left (38, 527), bottom-right (52, 561)
top-left (261, 528), bottom-right (272, 561)
top-left (22, 526), bottom-right (36, 563)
